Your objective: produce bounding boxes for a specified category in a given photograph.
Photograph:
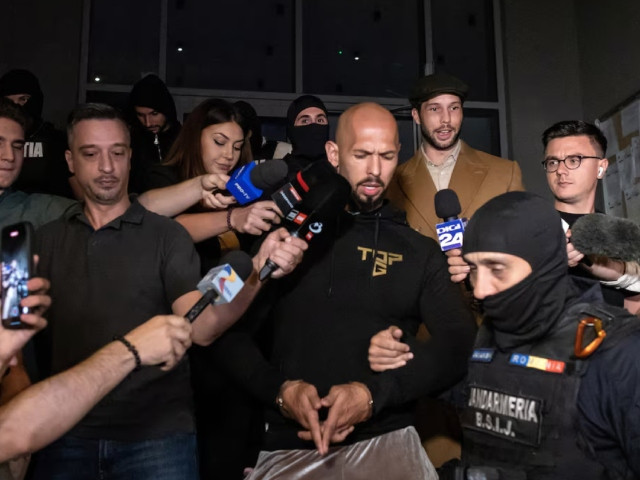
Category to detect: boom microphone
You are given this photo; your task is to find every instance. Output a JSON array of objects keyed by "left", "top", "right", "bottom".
[
  {"left": 271, "top": 159, "right": 336, "bottom": 216},
  {"left": 226, "top": 160, "right": 288, "bottom": 205},
  {"left": 571, "top": 213, "right": 640, "bottom": 263},
  {"left": 434, "top": 189, "right": 465, "bottom": 251},
  {"left": 185, "top": 250, "right": 254, "bottom": 322},
  {"left": 259, "top": 173, "right": 351, "bottom": 281}
]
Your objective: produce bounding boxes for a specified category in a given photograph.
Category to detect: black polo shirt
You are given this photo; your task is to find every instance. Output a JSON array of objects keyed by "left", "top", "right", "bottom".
[{"left": 35, "top": 199, "right": 200, "bottom": 441}]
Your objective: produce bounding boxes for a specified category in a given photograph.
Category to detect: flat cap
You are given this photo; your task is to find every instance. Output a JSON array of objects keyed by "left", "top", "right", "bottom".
[{"left": 409, "top": 73, "right": 469, "bottom": 108}]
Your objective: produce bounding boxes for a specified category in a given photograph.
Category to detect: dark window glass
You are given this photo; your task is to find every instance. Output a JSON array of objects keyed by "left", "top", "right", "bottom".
[
  {"left": 88, "top": 0, "right": 160, "bottom": 85},
  {"left": 302, "top": 0, "right": 423, "bottom": 98},
  {"left": 85, "top": 91, "right": 130, "bottom": 113},
  {"left": 166, "top": 0, "right": 294, "bottom": 91},
  {"left": 431, "top": 0, "right": 497, "bottom": 101},
  {"left": 461, "top": 109, "right": 501, "bottom": 156}
]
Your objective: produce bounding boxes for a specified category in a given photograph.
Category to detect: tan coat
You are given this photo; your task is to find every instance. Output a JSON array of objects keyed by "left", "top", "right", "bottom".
[{"left": 387, "top": 141, "right": 524, "bottom": 240}]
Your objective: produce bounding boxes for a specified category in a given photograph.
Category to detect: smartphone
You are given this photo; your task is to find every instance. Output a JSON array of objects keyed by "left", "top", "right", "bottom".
[{"left": 1, "top": 222, "right": 34, "bottom": 329}]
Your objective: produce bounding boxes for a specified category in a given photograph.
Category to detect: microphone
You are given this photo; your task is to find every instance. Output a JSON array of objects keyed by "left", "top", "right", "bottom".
[
  {"left": 270, "top": 159, "right": 336, "bottom": 216},
  {"left": 571, "top": 213, "right": 640, "bottom": 263},
  {"left": 259, "top": 173, "right": 351, "bottom": 281},
  {"left": 185, "top": 250, "right": 254, "bottom": 323},
  {"left": 434, "top": 189, "right": 465, "bottom": 251},
  {"left": 226, "top": 159, "right": 288, "bottom": 205}
]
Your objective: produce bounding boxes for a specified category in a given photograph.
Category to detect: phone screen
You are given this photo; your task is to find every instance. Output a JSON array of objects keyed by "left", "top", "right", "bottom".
[{"left": 1, "top": 222, "right": 33, "bottom": 328}]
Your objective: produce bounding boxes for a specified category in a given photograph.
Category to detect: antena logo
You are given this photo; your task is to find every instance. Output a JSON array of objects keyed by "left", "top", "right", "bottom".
[
  {"left": 357, "top": 247, "right": 403, "bottom": 277},
  {"left": 217, "top": 265, "right": 237, "bottom": 296}
]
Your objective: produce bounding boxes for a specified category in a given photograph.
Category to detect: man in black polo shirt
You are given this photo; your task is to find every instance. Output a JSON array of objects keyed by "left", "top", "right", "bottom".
[{"left": 31, "top": 103, "right": 306, "bottom": 480}]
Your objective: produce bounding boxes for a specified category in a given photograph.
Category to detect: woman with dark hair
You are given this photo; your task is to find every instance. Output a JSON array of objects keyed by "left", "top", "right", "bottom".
[
  {"left": 148, "top": 99, "right": 282, "bottom": 479},
  {"left": 147, "top": 98, "right": 281, "bottom": 271}
]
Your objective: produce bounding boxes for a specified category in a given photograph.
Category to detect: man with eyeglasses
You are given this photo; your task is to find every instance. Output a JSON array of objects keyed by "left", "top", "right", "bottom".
[
  {"left": 542, "top": 120, "right": 640, "bottom": 311},
  {"left": 448, "top": 120, "right": 640, "bottom": 312}
]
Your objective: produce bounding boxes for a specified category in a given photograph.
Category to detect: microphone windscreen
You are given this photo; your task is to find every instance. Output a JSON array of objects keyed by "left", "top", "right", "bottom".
[
  {"left": 220, "top": 250, "right": 254, "bottom": 280},
  {"left": 435, "top": 189, "right": 462, "bottom": 220},
  {"left": 249, "top": 160, "right": 288, "bottom": 190},
  {"left": 571, "top": 213, "right": 640, "bottom": 263}
]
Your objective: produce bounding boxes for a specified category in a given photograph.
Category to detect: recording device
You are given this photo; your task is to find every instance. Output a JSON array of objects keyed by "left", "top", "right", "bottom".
[
  {"left": 434, "top": 189, "right": 465, "bottom": 251},
  {"left": 571, "top": 213, "right": 640, "bottom": 263},
  {"left": 226, "top": 159, "right": 288, "bottom": 205},
  {"left": 259, "top": 173, "right": 351, "bottom": 281},
  {"left": 271, "top": 159, "right": 336, "bottom": 216},
  {"left": 1, "top": 222, "right": 34, "bottom": 329},
  {"left": 185, "top": 250, "right": 254, "bottom": 323}
]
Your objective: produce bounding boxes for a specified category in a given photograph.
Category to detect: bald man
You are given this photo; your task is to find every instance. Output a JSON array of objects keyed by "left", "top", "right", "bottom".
[{"left": 212, "top": 103, "right": 476, "bottom": 479}]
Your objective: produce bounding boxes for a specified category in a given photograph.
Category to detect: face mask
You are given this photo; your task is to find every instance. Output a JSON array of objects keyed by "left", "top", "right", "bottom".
[
  {"left": 481, "top": 263, "right": 570, "bottom": 350},
  {"left": 290, "top": 123, "right": 330, "bottom": 158}
]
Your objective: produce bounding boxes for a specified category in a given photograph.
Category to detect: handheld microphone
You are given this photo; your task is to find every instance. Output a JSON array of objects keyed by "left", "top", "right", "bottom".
[
  {"left": 226, "top": 160, "right": 288, "bottom": 205},
  {"left": 185, "top": 250, "right": 254, "bottom": 322},
  {"left": 434, "top": 189, "right": 465, "bottom": 251},
  {"left": 259, "top": 173, "right": 351, "bottom": 281},
  {"left": 270, "top": 159, "right": 336, "bottom": 216}
]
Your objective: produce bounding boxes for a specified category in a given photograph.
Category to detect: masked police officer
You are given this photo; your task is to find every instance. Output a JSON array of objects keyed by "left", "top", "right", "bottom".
[{"left": 369, "top": 191, "right": 640, "bottom": 479}]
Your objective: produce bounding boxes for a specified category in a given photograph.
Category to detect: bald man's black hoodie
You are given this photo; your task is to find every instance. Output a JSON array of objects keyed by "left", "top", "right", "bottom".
[{"left": 211, "top": 201, "right": 477, "bottom": 450}]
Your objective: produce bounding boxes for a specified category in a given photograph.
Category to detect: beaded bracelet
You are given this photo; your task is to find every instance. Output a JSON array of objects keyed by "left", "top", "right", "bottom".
[
  {"left": 226, "top": 208, "right": 236, "bottom": 232},
  {"left": 113, "top": 335, "right": 141, "bottom": 371}
]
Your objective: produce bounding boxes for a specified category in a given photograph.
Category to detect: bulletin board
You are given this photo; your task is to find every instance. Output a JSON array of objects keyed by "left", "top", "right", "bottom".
[{"left": 597, "top": 93, "right": 640, "bottom": 222}]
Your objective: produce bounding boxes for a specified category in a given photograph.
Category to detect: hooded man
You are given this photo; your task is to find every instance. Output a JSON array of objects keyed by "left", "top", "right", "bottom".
[
  {"left": 127, "top": 74, "right": 181, "bottom": 193},
  {"left": 370, "top": 191, "right": 640, "bottom": 479},
  {"left": 279, "top": 94, "right": 331, "bottom": 178},
  {"left": 0, "top": 69, "right": 73, "bottom": 198}
]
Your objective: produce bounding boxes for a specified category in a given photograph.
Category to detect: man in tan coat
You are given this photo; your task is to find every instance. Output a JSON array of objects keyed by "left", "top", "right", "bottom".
[
  {"left": 387, "top": 73, "right": 523, "bottom": 468},
  {"left": 387, "top": 73, "right": 523, "bottom": 240}
]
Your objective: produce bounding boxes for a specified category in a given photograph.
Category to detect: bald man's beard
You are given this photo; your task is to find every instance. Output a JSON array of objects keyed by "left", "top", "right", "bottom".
[{"left": 350, "top": 176, "right": 386, "bottom": 212}]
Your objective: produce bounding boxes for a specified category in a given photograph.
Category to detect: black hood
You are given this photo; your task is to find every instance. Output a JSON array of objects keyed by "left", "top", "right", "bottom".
[
  {"left": 463, "top": 191, "right": 573, "bottom": 350},
  {"left": 128, "top": 74, "right": 177, "bottom": 124},
  {"left": 0, "top": 69, "right": 44, "bottom": 121}
]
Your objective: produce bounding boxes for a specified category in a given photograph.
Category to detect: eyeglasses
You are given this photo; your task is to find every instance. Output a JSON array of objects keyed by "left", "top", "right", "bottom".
[{"left": 541, "top": 155, "right": 601, "bottom": 173}]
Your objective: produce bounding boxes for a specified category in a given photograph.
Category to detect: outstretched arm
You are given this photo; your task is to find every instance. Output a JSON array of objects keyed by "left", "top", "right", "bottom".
[
  {"left": 176, "top": 228, "right": 308, "bottom": 346},
  {"left": 138, "top": 173, "right": 235, "bottom": 218},
  {"left": 0, "top": 314, "right": 192, "bottom": 462}
]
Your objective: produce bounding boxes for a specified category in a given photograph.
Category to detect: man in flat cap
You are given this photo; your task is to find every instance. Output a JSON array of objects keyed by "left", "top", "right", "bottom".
[
  {"left": 386, "top": 72, "right": 525, "bottom": 467},
  {"left": 387, "top": 72, "right": 524, "bottom": 241}
]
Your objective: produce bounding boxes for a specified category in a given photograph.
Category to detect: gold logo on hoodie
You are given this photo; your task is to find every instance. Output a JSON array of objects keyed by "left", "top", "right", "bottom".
[{"left": 357, "top": 247, "right": 403, "bottom": 276}]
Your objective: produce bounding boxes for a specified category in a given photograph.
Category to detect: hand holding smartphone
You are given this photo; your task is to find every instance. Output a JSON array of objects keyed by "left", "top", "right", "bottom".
[{"left": 1, "top": 222, "right": 34, "bottom": 329}]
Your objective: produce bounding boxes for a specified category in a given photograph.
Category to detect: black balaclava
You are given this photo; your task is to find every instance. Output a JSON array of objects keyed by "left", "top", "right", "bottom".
[
  {"left": 286, "top": 94, "right": 329, "bottom": 158},
  {"left": 0, "top": 69, "right": 44, "bottom": 125},
  {"left": 462, "top": 192, "right": 571, "bottom": 350},
  {"left": 128, "top": 74, "right": 178, "bottom": 126}
]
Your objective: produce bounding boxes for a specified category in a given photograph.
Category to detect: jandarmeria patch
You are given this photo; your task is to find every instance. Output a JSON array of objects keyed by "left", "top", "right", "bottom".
[{"left": 461, "top": 385, "right": 543, "bottom": 446}]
